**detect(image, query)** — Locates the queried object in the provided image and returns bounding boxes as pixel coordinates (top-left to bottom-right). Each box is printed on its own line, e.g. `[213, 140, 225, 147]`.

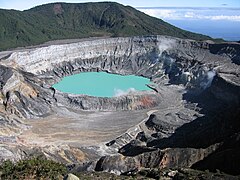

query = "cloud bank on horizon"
[139, 7, 240, 22]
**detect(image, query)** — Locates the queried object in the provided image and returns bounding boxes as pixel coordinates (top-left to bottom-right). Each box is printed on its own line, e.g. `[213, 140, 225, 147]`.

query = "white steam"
[200, 71, 216, 89]
[113, 88, 136, 97]
[158, 38, 176, 56]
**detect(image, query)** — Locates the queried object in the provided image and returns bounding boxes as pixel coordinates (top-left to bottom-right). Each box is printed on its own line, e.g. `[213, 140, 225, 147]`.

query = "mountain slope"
[0, 2, 212, 50]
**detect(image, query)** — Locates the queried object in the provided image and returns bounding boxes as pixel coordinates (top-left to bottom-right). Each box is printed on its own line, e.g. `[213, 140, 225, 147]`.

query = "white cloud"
[113, 88, 136, 97]
[183, 12, 240, 21]
[208, 15, 240, 21]
[139, 8, 240, 22]
[141, 9, 181, 20]
[184, 12, 196, 18]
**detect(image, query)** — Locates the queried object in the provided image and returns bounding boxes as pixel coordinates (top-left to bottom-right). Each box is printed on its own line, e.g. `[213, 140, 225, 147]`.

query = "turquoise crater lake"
[53, 72, 151, 97]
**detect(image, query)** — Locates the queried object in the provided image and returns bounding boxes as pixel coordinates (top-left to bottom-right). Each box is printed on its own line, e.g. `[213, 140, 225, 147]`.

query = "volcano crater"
[0, 36, 239, 175]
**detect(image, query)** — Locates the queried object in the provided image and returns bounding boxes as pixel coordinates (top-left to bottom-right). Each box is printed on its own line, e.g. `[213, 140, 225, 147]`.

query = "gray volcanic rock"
[0, 35, 239, 176]
[95, 144, 219, 174]
[145, 114, 173, 133]
[55, 91, 161, 111]
[209, 42, 240, 65]
[0, 65, 13, 88]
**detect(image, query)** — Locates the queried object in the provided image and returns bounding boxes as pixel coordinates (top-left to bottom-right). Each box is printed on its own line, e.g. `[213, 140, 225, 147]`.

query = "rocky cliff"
[0, 35, 239, 177]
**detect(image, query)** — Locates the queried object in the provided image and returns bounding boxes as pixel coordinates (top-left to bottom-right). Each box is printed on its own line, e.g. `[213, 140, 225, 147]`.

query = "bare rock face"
[64, 173, 80, 180]
[0, 36, 239, 176]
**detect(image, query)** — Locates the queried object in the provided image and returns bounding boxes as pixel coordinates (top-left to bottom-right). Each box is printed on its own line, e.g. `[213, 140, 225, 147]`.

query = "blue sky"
[0, 0, 239, 10]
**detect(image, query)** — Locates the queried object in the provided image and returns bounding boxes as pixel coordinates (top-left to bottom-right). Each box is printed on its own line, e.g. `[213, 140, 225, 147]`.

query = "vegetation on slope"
[0, 157, 67, 179]
[0, 157, 238, 180]
[0, 2, 212, 50]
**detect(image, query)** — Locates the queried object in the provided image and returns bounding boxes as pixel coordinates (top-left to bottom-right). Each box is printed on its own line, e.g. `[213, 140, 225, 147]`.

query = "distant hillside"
[0, 2, 212, 50]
